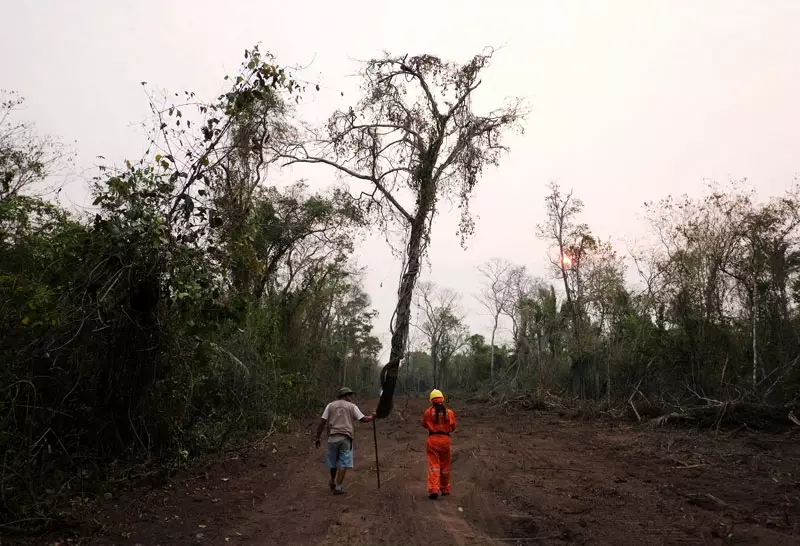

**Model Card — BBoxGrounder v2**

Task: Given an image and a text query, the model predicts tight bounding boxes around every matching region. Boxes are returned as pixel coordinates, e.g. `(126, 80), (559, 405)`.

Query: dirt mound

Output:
(10, 397), (799, 545)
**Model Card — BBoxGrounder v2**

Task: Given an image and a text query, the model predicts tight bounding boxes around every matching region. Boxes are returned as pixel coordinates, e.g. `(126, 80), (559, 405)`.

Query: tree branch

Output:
(283, 152), (414, 223)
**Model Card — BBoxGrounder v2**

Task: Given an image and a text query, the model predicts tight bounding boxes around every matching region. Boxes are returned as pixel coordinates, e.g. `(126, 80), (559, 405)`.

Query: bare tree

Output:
(536, 181), (593, 355)
(415, 281), (468, 389)
(285, 51), (524, 417)
(476, 258), (515, 381)
(504, 265), (534, 344)
(1, 90), (73, 200)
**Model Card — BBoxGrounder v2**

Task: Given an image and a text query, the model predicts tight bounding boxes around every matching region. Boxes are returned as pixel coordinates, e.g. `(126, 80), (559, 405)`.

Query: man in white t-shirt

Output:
(315, 387), (374, 495)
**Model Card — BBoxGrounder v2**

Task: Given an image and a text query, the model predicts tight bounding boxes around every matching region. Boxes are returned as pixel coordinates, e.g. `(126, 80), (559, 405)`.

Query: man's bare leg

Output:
(333, 468), (348, 494)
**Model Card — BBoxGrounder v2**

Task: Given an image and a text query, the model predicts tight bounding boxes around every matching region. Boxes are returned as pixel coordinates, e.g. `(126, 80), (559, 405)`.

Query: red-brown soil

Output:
(8, 397), (799, 545)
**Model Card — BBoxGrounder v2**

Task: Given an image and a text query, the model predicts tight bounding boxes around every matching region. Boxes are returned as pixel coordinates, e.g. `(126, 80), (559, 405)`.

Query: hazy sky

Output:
(3, 1), (799, 356)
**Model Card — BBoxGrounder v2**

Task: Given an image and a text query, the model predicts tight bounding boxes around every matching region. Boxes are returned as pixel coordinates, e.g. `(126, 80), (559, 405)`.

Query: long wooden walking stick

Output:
(372, 419), (381, 489)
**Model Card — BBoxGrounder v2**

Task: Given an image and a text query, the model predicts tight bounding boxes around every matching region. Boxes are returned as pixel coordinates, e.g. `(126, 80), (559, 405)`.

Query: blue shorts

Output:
(326, 434), (354, 469)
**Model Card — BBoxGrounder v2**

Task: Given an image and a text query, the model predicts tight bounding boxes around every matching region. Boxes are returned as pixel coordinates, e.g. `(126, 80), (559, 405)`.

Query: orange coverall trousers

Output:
(426, 434), (452, 495)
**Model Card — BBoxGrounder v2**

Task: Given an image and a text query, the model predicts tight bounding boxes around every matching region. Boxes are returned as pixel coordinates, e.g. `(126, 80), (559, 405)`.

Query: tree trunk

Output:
(376, 185), (434, 417)
(752, 278), (758, 389)
(439, 354), (447, 392)
(537, 333), (544, 388)
(432, 341), (439, 389)
(751, 235), (759, 389)
(559, 253), (583, 356)
(489, 316), (498, 382)
(342, 339), (348, 386)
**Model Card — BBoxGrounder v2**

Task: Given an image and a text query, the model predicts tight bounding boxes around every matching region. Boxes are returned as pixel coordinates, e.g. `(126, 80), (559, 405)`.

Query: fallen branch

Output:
(651, 412), (696, 427)
(627, 357), (655, 422)
(491, 537), (562, 543)
(260, 415), (277, 442)
(686, 492), (729, 511)
(526, 467), (591, 473)
(461, 535), (561, 543)
(629, 398), (642, 422)
(762, 353), (800, 397)
(0, 517), (52, 534)
(650, 401), (794, 431)
(669, 456), (707, 469)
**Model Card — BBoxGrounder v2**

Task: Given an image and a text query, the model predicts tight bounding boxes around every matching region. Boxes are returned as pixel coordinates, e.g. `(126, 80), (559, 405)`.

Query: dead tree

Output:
(415, 281), (468, 389)
(476, 258), (514, 381)
(285, 50), (524, 417)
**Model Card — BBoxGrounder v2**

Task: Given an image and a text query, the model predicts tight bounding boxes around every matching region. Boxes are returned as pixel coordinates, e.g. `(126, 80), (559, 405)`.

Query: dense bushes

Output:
(0, 50), (382, 526)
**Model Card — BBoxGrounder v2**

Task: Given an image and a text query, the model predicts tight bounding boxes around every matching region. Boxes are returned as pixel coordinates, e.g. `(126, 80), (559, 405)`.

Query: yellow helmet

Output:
(429, 389), (444, 402)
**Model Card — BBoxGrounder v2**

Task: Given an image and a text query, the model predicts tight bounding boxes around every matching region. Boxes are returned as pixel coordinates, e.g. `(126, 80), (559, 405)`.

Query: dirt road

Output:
(34, 398), (800, 545)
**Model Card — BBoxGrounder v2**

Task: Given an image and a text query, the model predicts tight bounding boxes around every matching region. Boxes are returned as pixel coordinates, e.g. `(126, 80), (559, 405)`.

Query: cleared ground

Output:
(24, 398), (800, 545)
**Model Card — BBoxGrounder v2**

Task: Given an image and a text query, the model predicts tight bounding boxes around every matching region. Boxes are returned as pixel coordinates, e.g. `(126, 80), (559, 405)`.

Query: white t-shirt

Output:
(321, 399), (365, 439)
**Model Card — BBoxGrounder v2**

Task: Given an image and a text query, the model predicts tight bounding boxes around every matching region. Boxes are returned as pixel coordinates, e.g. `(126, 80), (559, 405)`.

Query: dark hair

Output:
(433, 400), (447, 423)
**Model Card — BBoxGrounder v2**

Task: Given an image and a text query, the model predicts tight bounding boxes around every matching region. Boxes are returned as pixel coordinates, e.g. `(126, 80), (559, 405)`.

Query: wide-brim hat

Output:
(337, 387), (355, 398)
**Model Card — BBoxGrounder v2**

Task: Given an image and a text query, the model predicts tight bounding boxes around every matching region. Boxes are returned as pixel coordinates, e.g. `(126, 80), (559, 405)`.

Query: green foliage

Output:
(0, 47), (380, 528)
(10, 36), (798, 533)
(504, 181), (800, 405)
(411, 182), (800, 408)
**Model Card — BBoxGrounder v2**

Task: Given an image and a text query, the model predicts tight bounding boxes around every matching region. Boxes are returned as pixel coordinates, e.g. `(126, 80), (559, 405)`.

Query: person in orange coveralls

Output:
(421, 389), (457, 499)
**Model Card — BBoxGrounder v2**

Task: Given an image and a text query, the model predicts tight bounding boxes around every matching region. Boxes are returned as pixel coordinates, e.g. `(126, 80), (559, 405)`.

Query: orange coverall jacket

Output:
(421, 405), (457, 494)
